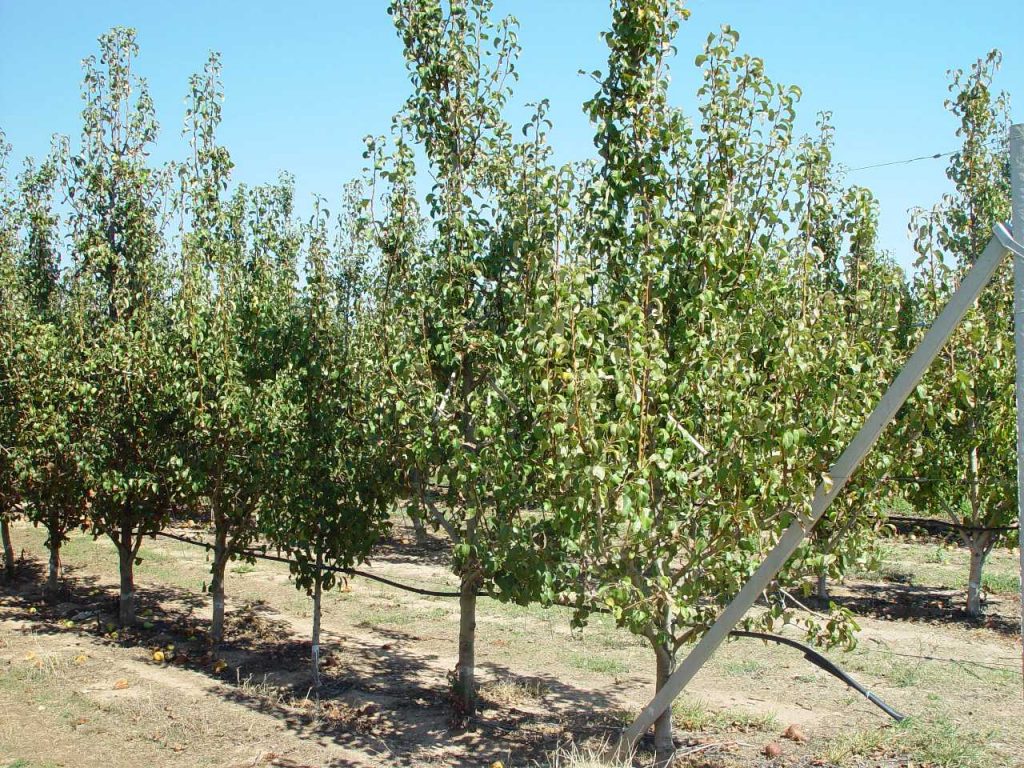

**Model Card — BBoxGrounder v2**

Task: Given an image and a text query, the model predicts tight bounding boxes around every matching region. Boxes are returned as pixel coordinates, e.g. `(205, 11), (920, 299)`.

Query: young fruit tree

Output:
(259, 193), (398, 687)
(792, 118), (910, 600)
(171, 53), (291, 645)
(899, 51), (1016, 617)
(64, 27), (182, 626)
(13, 153), (92, 598)
(0, 132), (23, 582)
(528, 4), (905, 761)
(379, 0), (577, 715)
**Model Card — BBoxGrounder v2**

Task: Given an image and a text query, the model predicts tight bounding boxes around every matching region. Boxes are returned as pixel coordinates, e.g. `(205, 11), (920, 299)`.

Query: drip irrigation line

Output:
(887, 515), (1019, 534)
(152, 530), (463, 598)
(884, 476), (1020, 487)
(557, 598), (906, 723)
(829, 474), (1019, 487)
(730, 631), (906, 722)
(153, 529), (917, 722)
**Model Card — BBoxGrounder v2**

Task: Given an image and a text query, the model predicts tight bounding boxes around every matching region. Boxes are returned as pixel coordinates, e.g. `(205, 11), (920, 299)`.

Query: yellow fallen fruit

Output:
(152, 650), (165, 663)
(490, 762), (505, 768)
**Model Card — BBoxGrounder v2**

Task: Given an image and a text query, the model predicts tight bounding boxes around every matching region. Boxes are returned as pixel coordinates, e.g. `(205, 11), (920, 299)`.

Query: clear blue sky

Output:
(1, 1), (1021, 270)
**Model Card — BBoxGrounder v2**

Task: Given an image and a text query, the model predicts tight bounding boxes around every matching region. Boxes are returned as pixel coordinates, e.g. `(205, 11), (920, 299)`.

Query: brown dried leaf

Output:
(783, 723), (809, 742)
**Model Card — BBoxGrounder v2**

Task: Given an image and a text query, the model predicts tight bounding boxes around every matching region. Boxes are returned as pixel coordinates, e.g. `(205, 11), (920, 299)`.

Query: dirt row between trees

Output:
(2, 522), (1021, 768)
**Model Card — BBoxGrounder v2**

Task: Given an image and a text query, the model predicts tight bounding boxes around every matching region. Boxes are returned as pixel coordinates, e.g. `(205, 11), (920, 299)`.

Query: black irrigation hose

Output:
(884, 475), (1019, 487)
(154, 529), (907, 722)
(887, 515), (1019, 534)
(729, 630), (907, 723)
(152, 530), (463, 598)
(554, 596), (908, 723)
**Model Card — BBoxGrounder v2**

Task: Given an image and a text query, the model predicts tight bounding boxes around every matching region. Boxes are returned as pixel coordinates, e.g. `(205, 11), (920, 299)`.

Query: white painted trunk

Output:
(46, 540), (61, 597)
(966, 543), (987, 617)
(117, 542), (136, 626)
(653, 642), (676, 767)
(311, 550), (323, 689)
(210, 528), (229, 645)
(457, 574), (477, 716)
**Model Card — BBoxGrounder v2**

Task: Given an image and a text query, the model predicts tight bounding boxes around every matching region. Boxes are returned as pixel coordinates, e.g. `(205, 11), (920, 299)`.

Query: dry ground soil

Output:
(1, 521), (1021, 768)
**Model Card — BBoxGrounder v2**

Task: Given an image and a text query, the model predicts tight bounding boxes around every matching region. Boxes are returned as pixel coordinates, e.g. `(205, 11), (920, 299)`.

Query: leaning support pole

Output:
(1010, 122), (1024, 694)
(618, 225), (1016, 754)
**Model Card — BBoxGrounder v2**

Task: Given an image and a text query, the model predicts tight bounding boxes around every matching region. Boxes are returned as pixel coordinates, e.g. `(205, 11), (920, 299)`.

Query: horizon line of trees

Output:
(0, 2), (1016, 760)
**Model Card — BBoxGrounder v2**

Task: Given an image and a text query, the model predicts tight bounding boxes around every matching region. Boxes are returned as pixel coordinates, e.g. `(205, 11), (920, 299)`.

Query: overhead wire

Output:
(847, 150), (957, 172)
(844, 138), (1005, 173)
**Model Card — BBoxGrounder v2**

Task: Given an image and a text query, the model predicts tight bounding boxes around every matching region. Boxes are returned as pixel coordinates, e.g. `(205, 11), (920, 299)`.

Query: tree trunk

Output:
(963, 448), (988, 618)
(2, 517), (15, 582)
(455, 358), (479, 718)
(409, 468), (429, 544)
(411, 512), (429, 545)
(457, 572), (478, 716)
(44, 513), (62, 600)
(117, 524), (137, 626)
(210, 524), (228, 645)
(653, 641), (677, 767)
(966, 534), (992, 617)
(817, 570), (829, 601)
(311, 550), (323, 689)
(46, 540), (61, 599)
(118, 545), (136, 626)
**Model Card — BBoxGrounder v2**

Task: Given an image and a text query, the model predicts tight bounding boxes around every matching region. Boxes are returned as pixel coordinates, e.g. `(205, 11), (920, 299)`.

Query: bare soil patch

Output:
(1, 522), (1021, 767)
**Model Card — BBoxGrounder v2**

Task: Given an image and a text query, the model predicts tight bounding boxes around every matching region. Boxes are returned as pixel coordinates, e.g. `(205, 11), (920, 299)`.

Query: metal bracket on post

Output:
(994, 222), (1024, 262)
(616, 225), (1016, 756)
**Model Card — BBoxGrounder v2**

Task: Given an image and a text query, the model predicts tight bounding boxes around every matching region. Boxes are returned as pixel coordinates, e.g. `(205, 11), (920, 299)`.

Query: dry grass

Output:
(817, 716), (996, 768)
(3, 648), (78, 686)
(482, 676), (550, 707)
(672, 697), (778, 734)
(234, 670), (289, 708)
(540, 740), (627, 768)
(95, 684), (221, 753)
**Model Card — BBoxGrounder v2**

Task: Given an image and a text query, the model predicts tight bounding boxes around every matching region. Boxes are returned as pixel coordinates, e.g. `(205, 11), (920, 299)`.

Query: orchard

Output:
(1, 2), (1021, 767)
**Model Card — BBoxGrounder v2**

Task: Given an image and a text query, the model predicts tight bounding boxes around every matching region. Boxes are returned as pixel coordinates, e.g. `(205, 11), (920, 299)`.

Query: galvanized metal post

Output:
(1009, 122), (1024, 693)
(617, 226), (1016, 754)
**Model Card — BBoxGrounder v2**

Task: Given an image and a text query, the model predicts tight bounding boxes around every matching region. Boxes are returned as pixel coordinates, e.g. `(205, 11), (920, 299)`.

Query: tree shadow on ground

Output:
(2, 551), (629, 767)
(0, 556), (207, 640)
(218, 612), (628, 767)
(810, 579), (1020, 637)
(370, 530), (452, 570)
